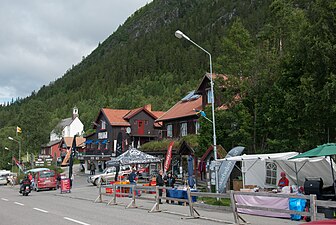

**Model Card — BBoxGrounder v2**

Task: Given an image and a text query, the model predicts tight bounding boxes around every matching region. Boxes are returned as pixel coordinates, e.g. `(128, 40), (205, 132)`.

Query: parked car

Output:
(33, 170), (57, 191)
(137, 167), (150, 180)
(0, 175), (8, 185)
(87, 165), (132, 186)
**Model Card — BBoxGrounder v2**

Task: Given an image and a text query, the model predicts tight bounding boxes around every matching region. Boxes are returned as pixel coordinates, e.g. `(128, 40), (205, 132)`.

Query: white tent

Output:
(217, 152), (335, 188)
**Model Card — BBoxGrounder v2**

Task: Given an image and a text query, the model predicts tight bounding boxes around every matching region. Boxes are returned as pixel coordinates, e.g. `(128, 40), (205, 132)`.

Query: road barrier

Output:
(95, 183), (325, 224)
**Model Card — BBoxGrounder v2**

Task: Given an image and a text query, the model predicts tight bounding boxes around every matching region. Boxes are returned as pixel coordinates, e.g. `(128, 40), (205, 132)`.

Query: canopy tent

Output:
(217, 152), (335, 188)
(290, 143), (336, 195)
(106, 148), (161, 167)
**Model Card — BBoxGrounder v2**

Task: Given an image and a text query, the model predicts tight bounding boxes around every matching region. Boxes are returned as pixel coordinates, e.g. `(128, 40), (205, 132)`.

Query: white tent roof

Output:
(218, 152), (299, 162)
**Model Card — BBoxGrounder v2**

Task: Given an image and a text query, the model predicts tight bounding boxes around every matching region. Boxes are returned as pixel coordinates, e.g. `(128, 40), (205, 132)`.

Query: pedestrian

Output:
(90, 161), (96, 175)
(156, 170), (164, 204)
(164, 172), (175, 203)
(87, 161), (91, 174)
(129, 168), (139, 197)
(56, 173), (61, 189)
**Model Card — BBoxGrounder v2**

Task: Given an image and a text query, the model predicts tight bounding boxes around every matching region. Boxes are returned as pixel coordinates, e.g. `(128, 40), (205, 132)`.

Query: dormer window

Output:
(101, 120), (106, 130)
(207, 89), (213, 104)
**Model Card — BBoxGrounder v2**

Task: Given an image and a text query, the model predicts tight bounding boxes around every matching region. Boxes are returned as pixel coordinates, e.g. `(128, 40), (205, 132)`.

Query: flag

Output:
(16, 126), (22, 133)
(164, 141), (174, 173)
(194, 109), (206, 117)
(12, 156), (24, 173)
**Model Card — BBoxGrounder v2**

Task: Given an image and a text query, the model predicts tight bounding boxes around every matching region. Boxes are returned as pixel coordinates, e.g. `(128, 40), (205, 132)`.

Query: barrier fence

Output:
(94, 183), (330, 224)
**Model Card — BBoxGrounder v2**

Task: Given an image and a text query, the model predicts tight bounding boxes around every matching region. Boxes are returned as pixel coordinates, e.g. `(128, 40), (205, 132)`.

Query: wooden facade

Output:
(83, 105), (164, 160)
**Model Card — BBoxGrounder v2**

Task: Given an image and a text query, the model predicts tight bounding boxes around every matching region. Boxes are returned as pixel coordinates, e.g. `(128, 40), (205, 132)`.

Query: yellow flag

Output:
(16, 126), (22, 133)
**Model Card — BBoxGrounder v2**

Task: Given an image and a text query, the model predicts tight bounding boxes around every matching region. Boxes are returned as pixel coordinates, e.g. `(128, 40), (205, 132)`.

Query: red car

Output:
(300, 220), (336, 224)
(33, 170), (57, 191)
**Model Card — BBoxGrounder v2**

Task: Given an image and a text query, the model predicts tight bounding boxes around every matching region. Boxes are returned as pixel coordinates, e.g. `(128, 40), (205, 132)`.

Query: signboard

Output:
(60, 178), (71, 193)
(164, 141), (174, 173)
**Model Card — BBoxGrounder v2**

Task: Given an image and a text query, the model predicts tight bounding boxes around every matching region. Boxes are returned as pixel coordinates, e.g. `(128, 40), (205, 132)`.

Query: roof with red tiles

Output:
(102, 108), (131, 126)
(156, 91), (202, 122)
(62, 137), (86, 148)
(101, 106), (165, 127)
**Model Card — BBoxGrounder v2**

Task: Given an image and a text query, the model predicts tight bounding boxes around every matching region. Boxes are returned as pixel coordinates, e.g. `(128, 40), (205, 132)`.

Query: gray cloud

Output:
(0, 0), (151, 104)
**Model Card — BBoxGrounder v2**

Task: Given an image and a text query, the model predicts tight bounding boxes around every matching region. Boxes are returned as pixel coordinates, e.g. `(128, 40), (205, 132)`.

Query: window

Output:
(101, 120), (106, 130)
(265, 162), (277, 185)
(145, 120), (148, 125)
(167, 124), (173, 138)
(195, 121), (200, 134)
(207, 89), (213, 104)
(180, 122), (187, 137)
(134, 120), (137, 125)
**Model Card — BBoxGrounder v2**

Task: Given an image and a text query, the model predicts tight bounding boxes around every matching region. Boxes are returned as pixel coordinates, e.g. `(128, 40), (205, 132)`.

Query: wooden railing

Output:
(94, 183), (332, 224)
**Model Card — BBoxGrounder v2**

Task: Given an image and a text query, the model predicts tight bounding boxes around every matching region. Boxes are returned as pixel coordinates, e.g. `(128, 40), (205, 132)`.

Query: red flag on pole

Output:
(12, 156), (23, 172)
(164, 141), (174, 173)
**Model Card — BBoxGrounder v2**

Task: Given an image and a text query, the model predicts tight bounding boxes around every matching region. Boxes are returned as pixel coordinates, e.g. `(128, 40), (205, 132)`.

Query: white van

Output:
(0, 170), (13, 185)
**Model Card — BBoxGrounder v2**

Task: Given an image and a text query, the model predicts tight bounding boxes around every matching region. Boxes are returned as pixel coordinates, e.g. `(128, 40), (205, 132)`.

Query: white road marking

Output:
(33, 208), (48, 213)
(14, 202), (24, 206)
(1, 198), (9, 201)
(64, 217), (90, 225)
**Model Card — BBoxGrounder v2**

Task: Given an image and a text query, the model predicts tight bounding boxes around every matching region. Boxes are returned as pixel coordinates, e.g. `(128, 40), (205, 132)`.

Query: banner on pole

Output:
(217, 146), (245, 193)
(164, 141), (174, 173)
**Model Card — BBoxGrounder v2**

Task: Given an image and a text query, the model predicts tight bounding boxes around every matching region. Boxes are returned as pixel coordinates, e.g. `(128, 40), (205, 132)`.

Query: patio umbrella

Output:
(290, 143), (336, 195)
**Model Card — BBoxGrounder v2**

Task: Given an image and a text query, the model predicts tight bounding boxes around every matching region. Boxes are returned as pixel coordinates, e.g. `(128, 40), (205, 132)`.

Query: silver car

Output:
(87, 165), (131, 186)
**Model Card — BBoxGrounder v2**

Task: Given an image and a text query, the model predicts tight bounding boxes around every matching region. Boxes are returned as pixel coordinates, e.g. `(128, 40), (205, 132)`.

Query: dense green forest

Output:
(0, 0), (335, 167)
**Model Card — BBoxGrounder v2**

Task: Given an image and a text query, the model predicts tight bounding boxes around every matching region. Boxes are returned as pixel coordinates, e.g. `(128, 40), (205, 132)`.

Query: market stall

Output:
(217, 152), (335, 189)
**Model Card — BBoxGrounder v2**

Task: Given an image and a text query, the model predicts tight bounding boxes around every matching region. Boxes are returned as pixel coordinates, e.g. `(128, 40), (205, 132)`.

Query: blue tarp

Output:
(289, 197), (306, 221)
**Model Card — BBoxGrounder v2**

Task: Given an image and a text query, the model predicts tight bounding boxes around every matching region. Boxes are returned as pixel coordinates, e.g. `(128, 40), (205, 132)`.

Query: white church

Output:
(50, 107), (84, 141)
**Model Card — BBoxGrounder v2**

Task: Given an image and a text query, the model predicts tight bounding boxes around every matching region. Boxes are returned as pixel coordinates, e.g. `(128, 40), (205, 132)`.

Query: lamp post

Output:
(8, 136), (21, 175)
(4, 147), (13, 172)
(175, 30), (219, 194)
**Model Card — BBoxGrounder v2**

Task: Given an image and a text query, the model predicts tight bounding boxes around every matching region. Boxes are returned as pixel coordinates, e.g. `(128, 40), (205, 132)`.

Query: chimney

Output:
(144, 104), (152, 112)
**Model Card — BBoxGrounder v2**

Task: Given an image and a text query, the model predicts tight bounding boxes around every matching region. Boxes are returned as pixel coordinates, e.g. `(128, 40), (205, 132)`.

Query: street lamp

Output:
(8, 136), (21, 175)
(4, 147), (13, 172)
(175, 30), (219, 194)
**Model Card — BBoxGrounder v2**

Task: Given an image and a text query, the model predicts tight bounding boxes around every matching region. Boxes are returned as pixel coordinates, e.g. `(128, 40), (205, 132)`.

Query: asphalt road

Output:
(0, 170), (303, 225)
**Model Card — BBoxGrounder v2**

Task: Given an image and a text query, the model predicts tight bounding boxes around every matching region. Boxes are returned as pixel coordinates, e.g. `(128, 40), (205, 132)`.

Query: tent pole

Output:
(330, 157), (336, 197)
(294, 162), (299, 186)
(242, 160), (245, 189)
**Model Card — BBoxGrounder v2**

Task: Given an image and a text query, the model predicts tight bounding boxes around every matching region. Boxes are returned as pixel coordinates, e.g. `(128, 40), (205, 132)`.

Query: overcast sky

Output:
(0, 0), (151, 105)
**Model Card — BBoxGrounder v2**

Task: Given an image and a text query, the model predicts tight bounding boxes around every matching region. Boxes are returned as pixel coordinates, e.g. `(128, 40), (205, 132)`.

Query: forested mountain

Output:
(0, 0), (335, 163)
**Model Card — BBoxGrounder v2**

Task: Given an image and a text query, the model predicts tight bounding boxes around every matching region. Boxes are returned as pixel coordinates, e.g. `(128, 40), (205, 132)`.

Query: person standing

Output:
(156, 170), (164, 204)
(129, 168), (139, 197)
(90, 161), (96, 175)
(164, 173), (175, 203)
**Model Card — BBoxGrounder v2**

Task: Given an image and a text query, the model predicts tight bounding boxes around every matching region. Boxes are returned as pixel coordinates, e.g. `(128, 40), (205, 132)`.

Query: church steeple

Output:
(72, 107), (79, 119)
